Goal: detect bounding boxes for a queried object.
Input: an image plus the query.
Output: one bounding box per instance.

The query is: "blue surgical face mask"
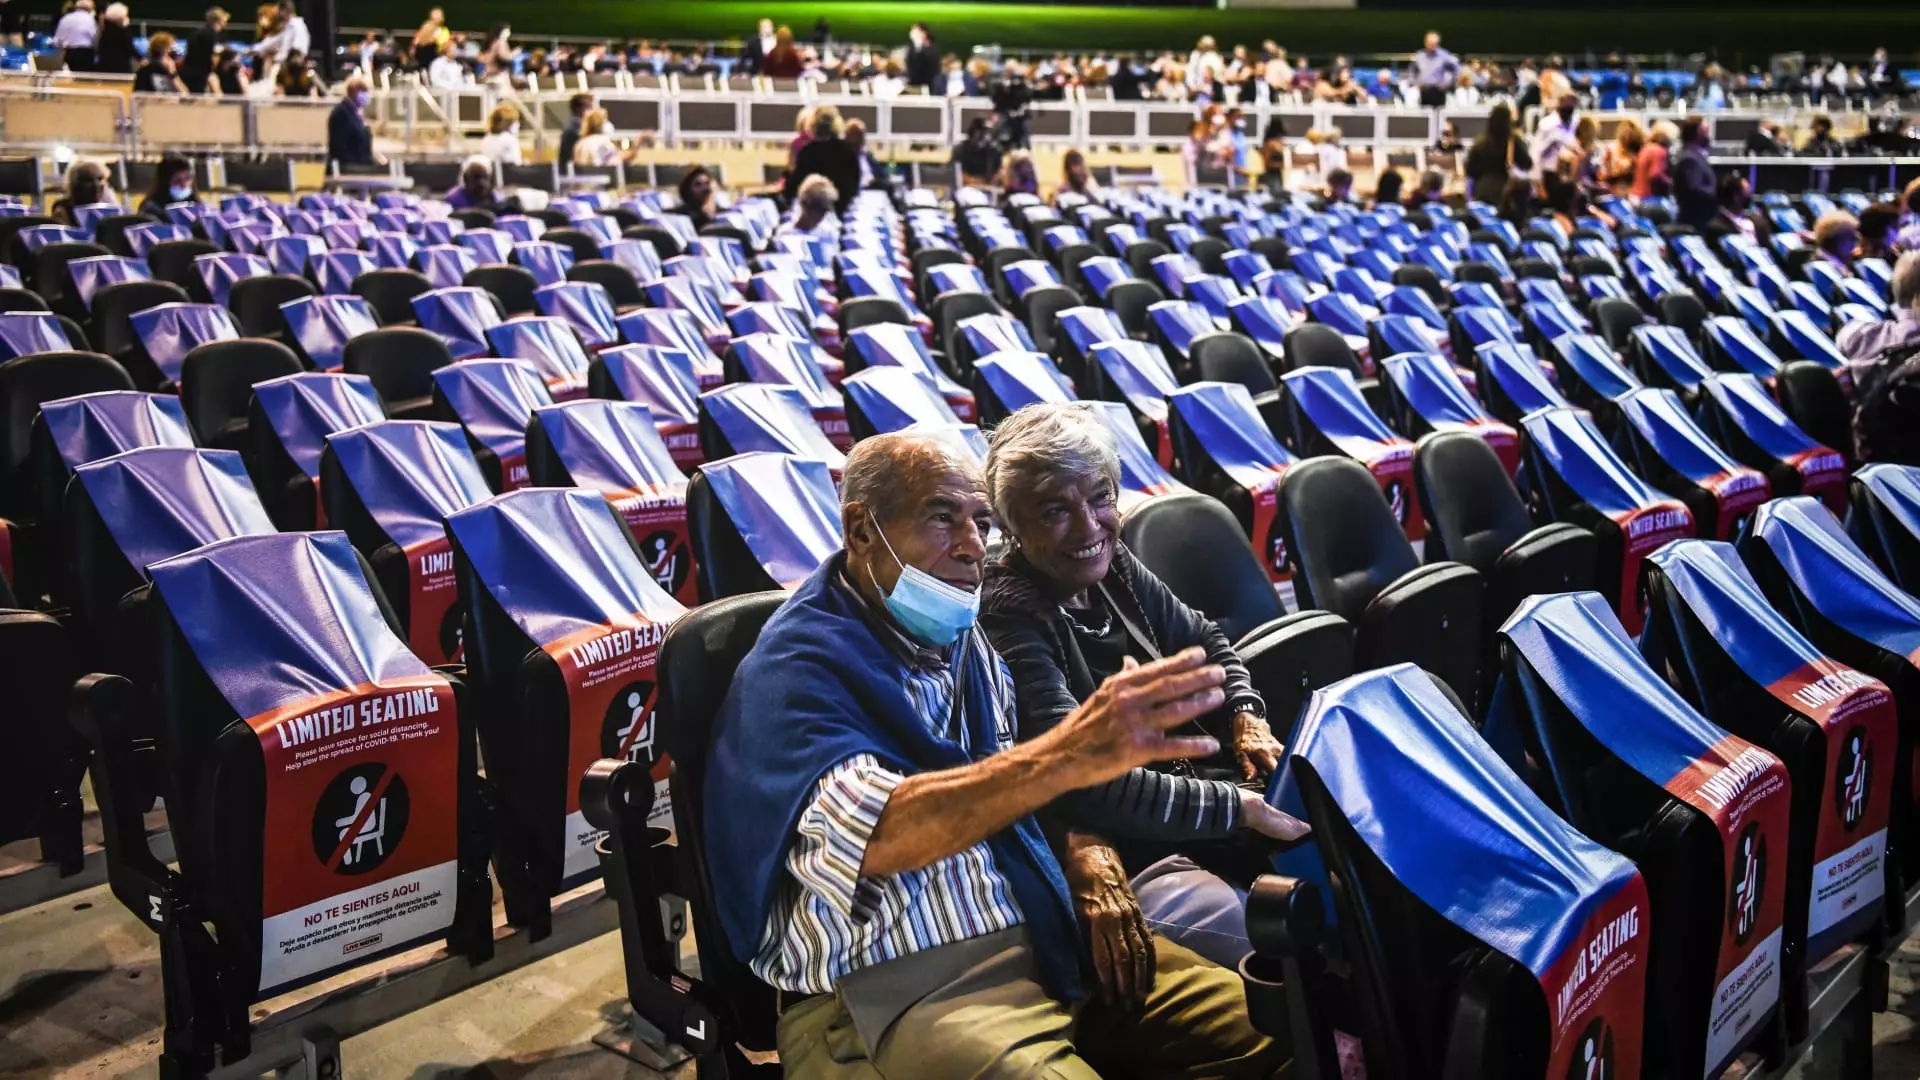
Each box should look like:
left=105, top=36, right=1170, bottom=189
left=168, top=184, right=193, bottom=201
left=867, top=524, right=978, bottom=647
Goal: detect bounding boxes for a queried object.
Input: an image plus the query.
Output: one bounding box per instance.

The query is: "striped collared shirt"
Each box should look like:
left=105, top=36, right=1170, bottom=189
left=749, top=588, right=1027, bottom=994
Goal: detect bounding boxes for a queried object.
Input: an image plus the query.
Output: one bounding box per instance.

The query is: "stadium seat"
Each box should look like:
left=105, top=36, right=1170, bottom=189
left=1379, top=352, right=1519, bottom=472
left=1280, top=367, right=1421, bottom=541
left=465, top=264, right=541, bottom=317
left=1412, top=430, right=1596, bottom=678
left=352, top=267, right=435, bottom=327
left=1491, top=592, right=1789, bottom=1078
left=1274, top=455, right=1482, bottom=706
left=1261, top=663, right=1651, bottom=1080
left=697, top=382, right=847, bottom=474
left=245, top=370, right=387, bottom=531
left=144, top=238, right=222, bottom=302
left=1281, top=322, right=1365, bottom=379
left=433, top=358, right=554, bottom=491
left=1165, top=381, right=1295, bottom=587
left=0, top=600, right=84, bottom=882
left=686, top=451, right=842, bottom=602
left=1695, top=373, right=1848, bottom=512
left=1847, top=464, right=1920, bottom=593
left=1772, top=361, right=1854, bottom=472
left=567, top=259, right=648, bottom=311
left=343, top=326, right=457, bottom=420
left=1612, top=386, right=1771, bottom=541
left=1641, top=538, right=1897, bottom=1042
left=177, top=338, right=305, bottom=453
left=969, top=350, right=1073, bottom=424
left=90, top=279, right=190, bottom=379
left=227, top=274, right=317, bottom=344
left=1516, top=406, right=1693, bottom=634
left=1591, top=296, right=1646, bottom=352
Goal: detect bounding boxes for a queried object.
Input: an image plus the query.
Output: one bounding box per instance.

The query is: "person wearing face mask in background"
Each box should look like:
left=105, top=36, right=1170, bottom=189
left=479, top=103, right=523, bottom=165
left=443, top=155, right=518, bottom=214
left=137, top=154, right=199, bottom=219
left=981, top=403, right=1303, bottom=975
left=705, top=431, right=1298, bottom=1079
left=328, top=72, right=383, bottom=167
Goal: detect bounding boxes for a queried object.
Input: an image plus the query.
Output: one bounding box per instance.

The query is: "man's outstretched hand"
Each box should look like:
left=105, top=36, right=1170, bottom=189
left=1043, top=648, right=1227, bottom=792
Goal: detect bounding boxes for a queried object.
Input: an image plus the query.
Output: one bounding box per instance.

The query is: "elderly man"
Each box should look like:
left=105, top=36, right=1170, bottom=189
left=707, top=433, right=1293, bottom=1080
left=327, top=73, right=381, bottom=168
left=1408, top=31, right=1458, bottom=109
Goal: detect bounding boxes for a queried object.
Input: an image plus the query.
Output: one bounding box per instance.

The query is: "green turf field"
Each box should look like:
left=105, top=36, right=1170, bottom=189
left=134, top=0, right=1920, bottom=66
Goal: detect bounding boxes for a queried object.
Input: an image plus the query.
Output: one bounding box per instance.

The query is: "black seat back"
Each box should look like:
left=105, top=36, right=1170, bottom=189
left=567, top=259, right=647, bottom=309
left=1413, top=431, right=1533, bottom=574
left=33, top=241, right=113, bottom=322
left=464, top=264, right=540, bottom=317
left=1658, top=291, right=1709, bottom=345
left=0, top=351, right=135, bottom=525
left=1120, top=492, right=1284, bottom=642
left=145, top=238, right=222, bottom=302
left=541, top=227, right=601, bottom=265
left=685, top=467, right=783, bottom=602
left=1849, top=465, right=1920, bottom=593
left=656, top=592, right=785, bottom=1061
left=1191, top=333, right=1277, bottom=395
left=178, top=338, right=304, bottom=452
left=837, top=295, right=912, bottom=337
left=933, top=290, right=1005, bottom=373
left=1274, top=457, right=1416, bottom=623
left=1281, top=322, right=1363, bottom=377
left=1774, top=360, right=1852, bottom=469
left=227, top=274, right=318, bottom=342
left=91, top=279, right=191, bottom=369
left=0, top=287, right=48, bottom=313
left=1021, top=285, right=1080, bottom=358
left=351, top=267, right=435, bottom=327
left=1591, top=297, right=1645, bottom=352
left=343, top=326, right=456, bottom=419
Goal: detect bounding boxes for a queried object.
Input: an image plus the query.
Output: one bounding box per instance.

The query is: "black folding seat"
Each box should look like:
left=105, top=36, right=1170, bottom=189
left=587, top=591, right=787, bottom=1075
left=1612, top=386, right=1771, bottom=541
left=948, top=309, right=1040, bottom=384
left=836, top=295, right=914, bottom=339
left=1491, top=592, right=1790, bottom=1078
left=145, top=238, right=222, bottom=302
left=1515, top=406, right=1693, bottom=635
left=1120, top=491, right=1354, bottom=736
left=444, top=487, right=686, bottom=931
left=177, top=338, right=304, bottom=454
left=1280, top=322, right=1364, bottom=379
left=64, top=446, right=278, bottom=675
left=432, top=358, right=555, bottom=492
left=1848, top=463, right=1920, bottom=593
left=464, top=264, right=540, bottom=317
left=563, top=260, right=645, bottom=314
left=227, top=274, right=317, bottom=345
left=1447, top=303, right=1523, bottom=366
left=1274, top=456, right=1483, bottom=706
left=1739, top=495, right=1920, bottom=914
left=932, top=290, right=1006, bottom=374
left=1772, top=361, right=1853, bottom=472
left=244, top=370, right=387, bottom=531
left=541, top=227, right=602, bottom=266
left=0, top=287, right=47, bottom=313
left=1542, top=331, right=1641, bottom=419
left=31, top=240, right=112, bottom=323
left=698, top=383, right=848, bottom=474
left=90, top=279, right=190, bottom=378
left=1279, top=366, right=1423, bottom=543
left=1165, top=381, right=1296, bottom=589
left=0, top=597, right=84, bottom=885
left=1191, top=332, right=1277, bottom=397
left=1412, top=430, right=1596, bottom=674
left=343, top=326, right=456, bottom=420
left=687, top=451, right=843, bottom=602
left=1695, top=373, right=1849, bottom=513
left=1104, top=278, right=1165, bottom=339
left=125, top=300, right=240, bottom=394
left=1591, top=295, right=1647, bottom=352
left=1642, top=538, right=1897, bottom=1041
left=320, top=420, right=491, bottom=667
left=969, top=350, right=1075, bottom=425
left=91, top=213, right=147, bottom=258
left=1021, top=284, right=1081, bottom=359
left=352, top=267, right=435, bottom=327
left=1079, top=338, right=1179, bottom=466
left=1379, top=352, right=1519, bottom=470
left=1251, top=663, right=1651, bottom=1080
left=0, top=351, right=135, bottom=601
left=1049, top=303, right=1127, bottom=385
left=1124, top=239, right=1172, bottom=283
left=524, top=398, right=699, bottom=608
left=985, top=246, right=1042, bottom=307
left=71, top=530, right=492, bottom=1075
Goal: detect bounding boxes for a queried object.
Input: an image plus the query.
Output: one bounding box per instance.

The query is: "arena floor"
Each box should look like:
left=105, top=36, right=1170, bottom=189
left=6, top=832, right=1920, bottom=1078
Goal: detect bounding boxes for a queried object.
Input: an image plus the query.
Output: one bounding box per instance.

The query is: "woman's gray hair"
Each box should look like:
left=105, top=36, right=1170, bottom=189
left=984, top=402, right=1122, bottom=525
left=1894, top=250, right=1920, bottom=311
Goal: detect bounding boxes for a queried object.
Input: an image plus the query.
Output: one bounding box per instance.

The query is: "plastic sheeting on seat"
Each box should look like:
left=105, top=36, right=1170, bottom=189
left=412, top=285, right=502, bottom=360
left=487, top=316, right=592, bottom=401
left=281, top=294, right=379, bottom=372
left=700, top=383, right=848, bottom=474
left=699, top=451, right=843, bottom=589
left=1380, top=352, right=1518, bottom=473
left=1283, top=366, right=1422, bottom=541
left=39, top=390, right=194, bottom=471
left=127, top=302, right=239, bottom=385
left=74, top=446, right=276, bottom=579
left=432, top=358, right=555, bottom=490
left=530, top=399, right=696, bottom=606
left=67, top=255, right=149, bottom=310
left=252, top=370, right=386, bottom=487
left=1271, top=663, right=1650, bottom=1080
left=1614, top=387, right=1770, bottom=541
left=592, top=343, right=703, bottom=469
left=0, top=311, right=74, bottom=360
left=1166, top=380, right=1296, bottom=584
left=1700, top=373, right=1848, bottom=513
left=533, top=281, right=618, bottom=350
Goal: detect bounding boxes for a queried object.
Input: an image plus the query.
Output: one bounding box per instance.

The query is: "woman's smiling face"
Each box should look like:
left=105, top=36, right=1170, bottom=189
left=1003, top=468, right=1120, bottom=599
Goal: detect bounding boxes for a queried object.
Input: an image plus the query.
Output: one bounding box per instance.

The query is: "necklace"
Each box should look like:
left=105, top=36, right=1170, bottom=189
left=1062, top=601, right=1112, bottom=637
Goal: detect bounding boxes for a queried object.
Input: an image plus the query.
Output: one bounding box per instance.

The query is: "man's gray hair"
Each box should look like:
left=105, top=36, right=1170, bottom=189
left=841, top=432, right=981, bottom=527
left=983, top=402, right=1122, bottom=524
left=1892, top=251, right=1920, bottom=311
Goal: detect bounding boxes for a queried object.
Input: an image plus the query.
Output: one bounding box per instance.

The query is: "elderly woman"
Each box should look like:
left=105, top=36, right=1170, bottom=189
left=981, top=403, right=1298, bottom=975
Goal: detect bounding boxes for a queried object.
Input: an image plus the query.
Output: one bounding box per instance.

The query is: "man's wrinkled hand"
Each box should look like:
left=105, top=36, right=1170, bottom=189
left=1063, top=835, right=1154, bottom=1011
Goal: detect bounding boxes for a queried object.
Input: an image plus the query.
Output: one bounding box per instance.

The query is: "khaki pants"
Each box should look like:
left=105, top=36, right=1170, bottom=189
left=777, top=929, right=1289, bottom=1080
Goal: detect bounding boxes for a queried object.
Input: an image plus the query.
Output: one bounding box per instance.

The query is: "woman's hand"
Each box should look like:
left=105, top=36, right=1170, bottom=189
left=1238, top=788, right=1312, bottom=842
left=1062, top=833, right=1155, bottom=1011
left=1233, top=710, right=1285, bottom=782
